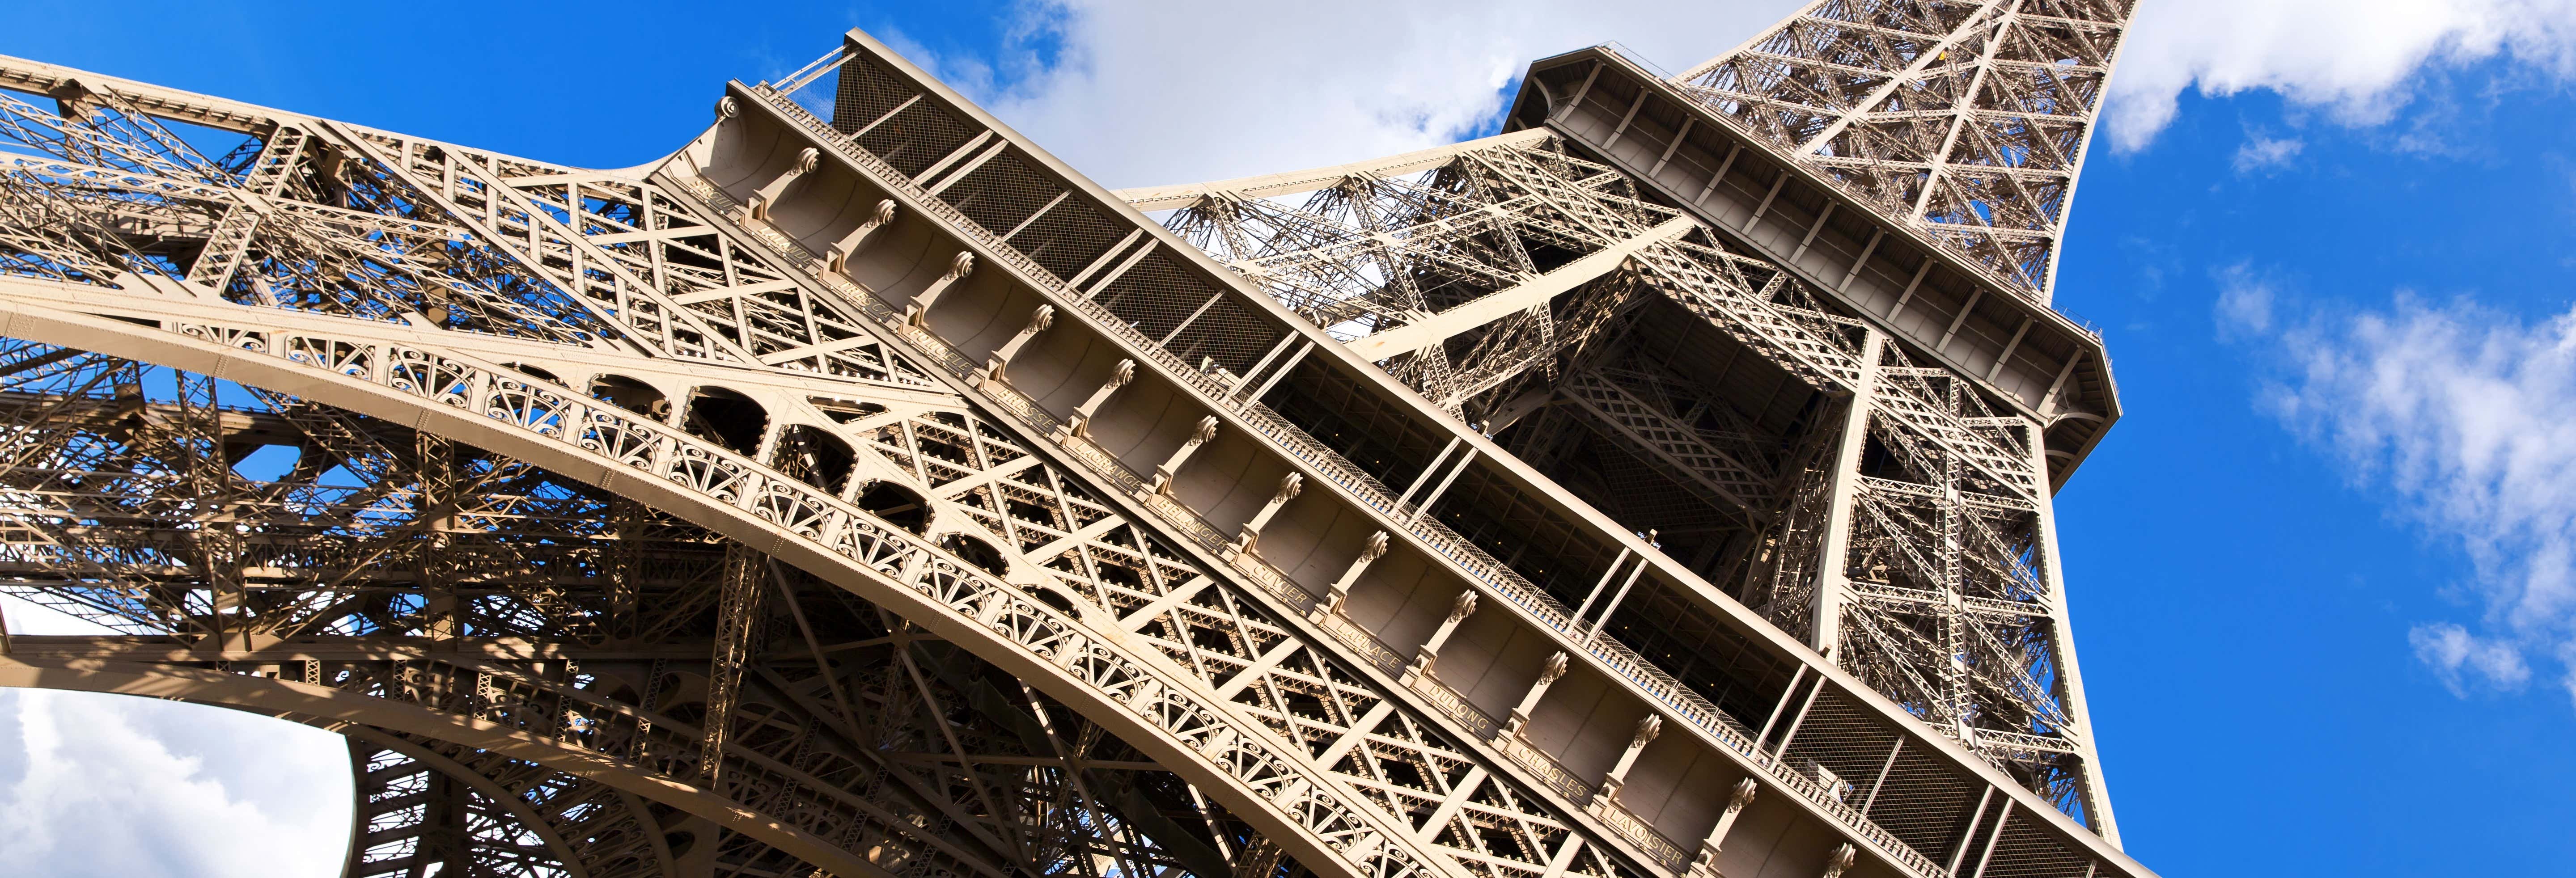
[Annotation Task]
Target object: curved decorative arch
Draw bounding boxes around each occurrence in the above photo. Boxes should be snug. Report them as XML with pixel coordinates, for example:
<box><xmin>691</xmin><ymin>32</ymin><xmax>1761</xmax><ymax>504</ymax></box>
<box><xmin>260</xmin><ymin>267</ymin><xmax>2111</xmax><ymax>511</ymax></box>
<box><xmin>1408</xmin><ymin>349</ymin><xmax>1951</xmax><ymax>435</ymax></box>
<box><xmin>0</xmin><ymin>300</ymin><xmax>1457</xmax><ymax>878</ymax></box>
<box><xmin>0</xmin><ymin>31</ymin><xmax>2159</xmax><ymax>877</ymax></box>
<box><xmin>588</xmin><ymin>373</ymin><xmax>676</xmax><ymax>423</ymax></box>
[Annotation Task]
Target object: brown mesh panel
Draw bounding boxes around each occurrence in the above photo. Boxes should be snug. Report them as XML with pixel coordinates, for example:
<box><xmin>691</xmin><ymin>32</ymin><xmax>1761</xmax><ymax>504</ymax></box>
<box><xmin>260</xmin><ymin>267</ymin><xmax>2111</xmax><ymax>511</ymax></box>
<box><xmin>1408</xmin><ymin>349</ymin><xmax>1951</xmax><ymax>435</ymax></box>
<box><xmin>853</xmin><ymin>95</ymin><xmax>978</xmax><ymax>179</ymax></box>
<box><xmin>1777</xmin><ymin>690</ymin><xmax>1907</xmax><ymax>808</ymax></box>
<box><xmin>940</xmin><ymin>150</ymin><xmax>1056</xmax><ymax>240</ymax></box>
<box><xmin>1863</xmin><ymin>739</ymin><xmax>1987</xmax><ymax>865</ymax></box>
<box><xmin>1164</xmin><ymin>295</ymin><xmax>1282</xmax><ymax>376</ymax></box>
<box><xmin>829</xmin><ymin>55</ymin><xmax>911</xmax><ymax>136</ymax></box>
<box><xmin>1093</xmin><ymin>251</ymin><xmax>1213</xmax><ymax>345</ymax></box>
<box><xmin>1977</xmin><ymin>811</ymin><xmax>2093</xmax><ymax>878</ymax></box>
<box><xmin>1010</xmin><ymin>195</ymin><xmax>1127</xmax><ymax>282</ymax></box>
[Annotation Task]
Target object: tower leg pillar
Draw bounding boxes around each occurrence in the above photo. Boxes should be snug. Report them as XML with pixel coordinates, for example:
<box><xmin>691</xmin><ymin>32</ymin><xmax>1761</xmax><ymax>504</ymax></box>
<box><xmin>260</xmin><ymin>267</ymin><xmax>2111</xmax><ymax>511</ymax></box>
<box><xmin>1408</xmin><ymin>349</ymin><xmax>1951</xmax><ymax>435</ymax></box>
<box><xmin>1809</xmin><ymin>332</ymin><xmax>1885</xmax><ymax>657</ymax></box>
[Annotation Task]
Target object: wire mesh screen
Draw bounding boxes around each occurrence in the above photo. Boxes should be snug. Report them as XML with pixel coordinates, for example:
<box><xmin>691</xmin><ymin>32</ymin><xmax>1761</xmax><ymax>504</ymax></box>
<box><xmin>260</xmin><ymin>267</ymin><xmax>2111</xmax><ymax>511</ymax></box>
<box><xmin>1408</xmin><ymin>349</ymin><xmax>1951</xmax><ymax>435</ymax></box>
<box><xmin>1263</xmin><ymin>363</ymin><xmax>1445</xmax><ymax>492</ymax></box>
<box><xmin>1778</xmin><ymin>688</ymin><xmax>1906</xmax><ymax>809</ymax></box>
<box><xmin>1862</xmin><ymin>730</ymin><xmax>1989</xmax><ymax>865</ymax></box>
<box><xmin>939</xmin><ymin>149</ymin><xmax>1056</xmax><ymax>240</ymax></box>
<box><xmin>1093</xmin><ymin>250</ymin><xmax>1216</xmax><ymax>347</ymax></box>
<box><xmin>1977</xmin><ymin>810</ymin><xmax>2096</xmax><ymax>878</ymax></box>
<box><xmin>1007</xmin><ymin>191</ymin><xmax>1127</xmax><ymax>282</ymax></box>
<box><xmin>1164</xmin><ymin>295</ymin><xmax>1282</xmax><ymax>376</ymax></box>
<box><xmin>831</xmin><ymin>59</ymin><xmax>978</xmax><ymax>178</ymax></box>
<box><xmin>829</xmin><ymin>54</ymin><xmax>908</xmax><ymax>136</ymax></box>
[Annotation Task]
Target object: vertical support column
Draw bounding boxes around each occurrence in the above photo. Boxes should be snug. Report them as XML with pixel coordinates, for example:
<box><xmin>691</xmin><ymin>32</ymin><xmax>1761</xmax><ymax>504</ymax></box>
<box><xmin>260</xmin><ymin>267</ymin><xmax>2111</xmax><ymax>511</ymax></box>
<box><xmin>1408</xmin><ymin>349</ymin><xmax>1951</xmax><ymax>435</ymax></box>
<box><xmin>175</xmin><ymin>370</ymin><xmax>250</xmax><ymax>650</ymax></box>
<box><xmin>1404</xmin><ymin>448</ymin><xmax>1479</xmax><ymax>523</ymax></box>
<box><xmin>1944</xmin><ymin>787</ymin><xmax>1997</xmax><ymax>876</ymax></box>
<box><xmin>1148</xmin><ymin>416</ymin><xmax>1219</xmax><ymax>496</ymax></box>
<box><xmin>1570</xmin><ymin>547</ymin><xmax>1633</xmax><ymax>624</ymax></box>
<box><xmin>1810</xmin><ymin>331</ymin><xmax>1886</xmax><ymax>657</ymax></box>
<box><xmin>415</xmin><ymin>431</ymin><xmax>459</xmax><ymax>649</ymax></box>
<box><xmin>1690</xmin><ymin>778</ymin><xmax>1758</xmax><ymax>877</ymax></box>
<box><xmin>1233</xmin><ymin>473</ymin><xmax>1303</xmax><ymax>555</ymax></box>
<box><xmin>607</xmin><ymin>495</ymin><xmax>644</xmax><ymax>640</ymax></box>
<box><xmin>188</xmin><ymin>123</ymin><xmax>308</xmax><ymax>291</ymax></box>
<box><xmin>1583</xmin><ymin>540</ymin><xmax>1653</xmax><ymax>646</ymax></box>
<box><xmin>2024</xmin><ymin>418</ymin><xmax>2121</xmax><ymax>843</ymax></box>
<box><xmin>425</xmin><ymin>760</ymin><xmax>474</xmax><ymax>878</ymax></box>
<box><xmin>1393</xmin><ymin>436</ymin><xmax>1464</xmax><ymax>510</ymax></box>
<box><xmin>983</xmin><ymin>304</ymin><xmax>1054</xmax><ymax>382</ymax></box>
<box><xmin>1403</xmin><ymin>590</ymin><xmax>1478</xmax><ymax>682</ymax></box>
<box><xmin>1500</xmin><ymin>651</ymin><xmax>1569</xmax><ymax>737</ymax></box>
<box><xmin>1062</xmin><ymin>359</ymin><xmax>1135</xmax><ymax>439</ymax></box>
<box><xmin>748</xmin><ymin>147</ymin><xmax>820</xmax><ymax>221</ymax></box>
<box><xmin>701</xmin><ymin>542</ymin><xmax>769</xmax><ymax>787</ymax></box>
<box><xmin>1597</xmin><ymin>714</ymin><xmax>1661</xmax><ymax>802</ymax></box>
<box><xmin>1317</xmin><ymin>530</ymin><xmax>1389</xmax><ymax>618</ymax></box>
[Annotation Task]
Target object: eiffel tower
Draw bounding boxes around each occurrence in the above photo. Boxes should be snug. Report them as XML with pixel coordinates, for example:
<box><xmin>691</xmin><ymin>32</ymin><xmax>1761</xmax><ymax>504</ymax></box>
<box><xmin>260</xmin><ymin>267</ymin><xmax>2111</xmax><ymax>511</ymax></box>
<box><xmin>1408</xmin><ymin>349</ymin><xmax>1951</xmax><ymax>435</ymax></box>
<box><xmin>0</xmin><ymin>2</ymin><xmax>2148</xmax><ymax>877</ymax></box>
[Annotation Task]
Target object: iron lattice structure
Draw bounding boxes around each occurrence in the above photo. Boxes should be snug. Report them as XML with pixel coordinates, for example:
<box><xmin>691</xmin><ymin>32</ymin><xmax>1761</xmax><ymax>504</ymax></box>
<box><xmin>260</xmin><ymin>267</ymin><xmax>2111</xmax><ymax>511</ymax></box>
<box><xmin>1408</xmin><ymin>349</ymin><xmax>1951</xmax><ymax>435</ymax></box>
<box><xmin>1671</xmin><ymin>0</ymin><xmax>2132</xmax><ymax>301</ymax></box>
<box><xmin>0</xmin><ymin>3</ymin><xmax>2150</xmax><ymax>878</ymax></box>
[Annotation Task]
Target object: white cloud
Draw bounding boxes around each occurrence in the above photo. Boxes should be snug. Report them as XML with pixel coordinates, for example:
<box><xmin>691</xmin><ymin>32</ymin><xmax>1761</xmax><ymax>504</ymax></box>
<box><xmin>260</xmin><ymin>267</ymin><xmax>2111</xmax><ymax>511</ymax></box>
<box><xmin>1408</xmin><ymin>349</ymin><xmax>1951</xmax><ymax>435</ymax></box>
<box><xmin>16</xmin><ymin>0</ymin><xmax>2576</xmax><ymax>865</ymax></box>
<box><xmin>876</xmin><ymin>0</ymin><xmax>2576</xmax><ymax>185</ymax></box>
<box><xmin>2412</xmin><ymin>622</ymin><xmax>2534</xmax><ymax>692</ymax></box>
<box><xmin>901</xmin><ymin>0</ymin><xmax>1807</xmax><ymax>187</ymax></box>
<box><xmin>2110</xmin><ymin>0</ymin><xmax>2576</xmax><ymax>150</ymax></box>
<box><xmin>2231</xmin><ymin>132</ymin><xmax>2304</xmax><ymax>173</ymax></box>
<box><xmin>2251</xmin><ymin>295</ymin><xmax>2576</xmax><ymax>702</ymax></box>
<box><xmin>0</xmin><ymin>595</ymin><xmax>352</xmax><ymax>876</ymax></box>
<box><xmin>0</xmin><ymin>690</ymin><xmax>353</xmax><ymax>877</ymax></box>
<box><xmin>2213</xmin><ymin>261</ymin><xmax>2276</xmax><ymax>334</ymax></box>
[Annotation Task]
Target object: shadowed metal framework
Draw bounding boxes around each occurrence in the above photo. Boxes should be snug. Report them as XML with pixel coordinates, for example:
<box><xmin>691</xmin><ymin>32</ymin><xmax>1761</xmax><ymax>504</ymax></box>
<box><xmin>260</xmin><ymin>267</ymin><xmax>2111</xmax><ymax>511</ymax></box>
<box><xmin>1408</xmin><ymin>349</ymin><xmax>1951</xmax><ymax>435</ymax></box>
<box><xmin>0</xmin><ymin>3</ymin><xmax>2151</xmax><ymax>878</ymax></box>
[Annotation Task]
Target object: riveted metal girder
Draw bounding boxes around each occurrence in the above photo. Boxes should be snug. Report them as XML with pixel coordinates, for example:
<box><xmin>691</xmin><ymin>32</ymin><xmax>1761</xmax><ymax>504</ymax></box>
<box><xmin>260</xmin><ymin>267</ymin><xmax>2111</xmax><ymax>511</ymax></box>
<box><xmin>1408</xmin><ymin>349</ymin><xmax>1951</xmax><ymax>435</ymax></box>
<box><xmin>0</xmin><ymin>11</ymin><xmax>2153</xmax><ymax>878</ymax></box>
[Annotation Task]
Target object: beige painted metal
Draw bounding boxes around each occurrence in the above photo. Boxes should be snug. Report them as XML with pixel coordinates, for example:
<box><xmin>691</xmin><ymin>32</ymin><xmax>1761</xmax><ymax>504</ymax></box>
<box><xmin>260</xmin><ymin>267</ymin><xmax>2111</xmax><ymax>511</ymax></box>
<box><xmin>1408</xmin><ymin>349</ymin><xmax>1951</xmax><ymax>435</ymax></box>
<box><xmin>1671</xmin><ymin>0</ymin><xmax>2136</xmax><ymax>303</ymax></box>
<box><xmin>1343</xmin><ymin>217</ymin><xmax>1693</xmax><ymax>361</ymax></box>
<box><xmin>0</xmin><ymin>5</ymin><xmax>2155</xmax><ymax>877</ymax></box>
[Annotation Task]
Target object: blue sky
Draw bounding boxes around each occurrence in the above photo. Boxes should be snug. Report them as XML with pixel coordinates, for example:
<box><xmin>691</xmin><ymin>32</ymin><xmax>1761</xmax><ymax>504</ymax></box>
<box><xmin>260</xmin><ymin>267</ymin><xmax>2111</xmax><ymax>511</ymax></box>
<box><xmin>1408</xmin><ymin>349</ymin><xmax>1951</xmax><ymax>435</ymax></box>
<box><xmin>8</xmin><ymin>1</ymin><xmax>2576</xmax><ymax>875</ymax></box>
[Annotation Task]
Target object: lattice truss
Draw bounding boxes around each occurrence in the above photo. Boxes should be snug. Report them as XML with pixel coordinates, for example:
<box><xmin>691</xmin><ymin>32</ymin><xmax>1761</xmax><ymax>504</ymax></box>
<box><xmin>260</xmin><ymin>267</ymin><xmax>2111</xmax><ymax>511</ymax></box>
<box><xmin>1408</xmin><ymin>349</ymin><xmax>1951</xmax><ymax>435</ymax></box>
<box><xmin>1747</xmin><ymin>345</ymin><xmax>2085</xmax><ymax>805</ymax></box>
<box><xmin>0</xmin><ymin>78</ymin><xmax>1645</xmax><ymax>878</ymax></box>
<box><xmin>0</xmin><ymin>350</ymin><xmax>1261</xmax><ymax>878</ymax></box>
<box><xmin>1131</xmin><ymin>133</ymin><xmax>2095</xmax><ymax>810</ymax></box>
<box><xmin>1149</xmin><ymin>135</ymin><xmax>1843</xmax><ymax>427</ymax></box>
<box><xmin>1671</xmin><ymin>0</ymin><xmax>2136</xmax><ymax>301</ymax></box>
<box><xmin>344</xmin><ymin>741</ymin><xmax>588</xmax><ymax>878</ymax></box>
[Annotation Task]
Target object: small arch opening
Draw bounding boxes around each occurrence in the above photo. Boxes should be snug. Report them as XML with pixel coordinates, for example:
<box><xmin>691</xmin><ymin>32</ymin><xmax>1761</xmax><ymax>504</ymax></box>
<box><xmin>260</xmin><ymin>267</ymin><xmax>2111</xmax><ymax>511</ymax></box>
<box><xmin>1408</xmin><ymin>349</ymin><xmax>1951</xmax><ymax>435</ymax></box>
<box><xmin>810</xmin><ymin>396</ymin><xmax>889</xmax><ymax>424</ymax></box>
<box><xmin>682</xmin><ymin>386</ymin><xmax>768</xmax><ymax>457</ymax></box>
<box><xmin>940</xmin><ymin>532</ymin><xmax>1009</xmax><ymax>578</ymax></box>
<box><xmin>589</xmin><ymin>374</ymin><xmax>671</xmax><ymax>421</ymax></box>
<box><xmin>856</xmin><ymin>481</ymin><xmax>930</xmax><ymax>534</ymax></box>
<box><xmin>1023</xmin><ymin>585</ymin><xmax>1077</xmax><ymax>615</ymax></box>
<box><xmin>504</xmin><ymin>362</ymin><xmax>564</xmax><ymax>384</ymax></box>
<box><xmin>770</xmin><ymin>424</ymin><xmax>856</xmax><ymax>495</ymax></box>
